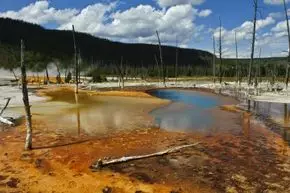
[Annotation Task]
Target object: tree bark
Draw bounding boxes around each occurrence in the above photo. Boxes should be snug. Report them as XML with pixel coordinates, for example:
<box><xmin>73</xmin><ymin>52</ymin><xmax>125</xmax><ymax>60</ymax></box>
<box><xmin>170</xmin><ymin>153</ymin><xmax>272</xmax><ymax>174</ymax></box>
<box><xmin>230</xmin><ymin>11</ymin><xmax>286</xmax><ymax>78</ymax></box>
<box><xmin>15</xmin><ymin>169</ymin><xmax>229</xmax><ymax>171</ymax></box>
<box><xmin>91</xmin><ymin>142</ymin><xmax>200</xmax><ymax>169</ymax></box>
<box><xmin>175</xmin><ymin>36</ymin><xmax>179</xmax><ymax>84</ymax></box>
<box><xmin>0</xmin><ymin>97</ymin><xmax>11</xmax><ymax>116</ymax></box>
<box><xmin>212</xmin><ymin>35</ymin><xmax>216</xmax><ymax>84</ymax></box>
<box><xmin>45</xmin><ymin>65</ymin><xmax>50</xmax><ymax>85</ymax></box>
<box><xmin>156</xmin><ymin>31</ymin><xmax>166</xmax><ymax>87</ymax></box>
<box><xmin>248</xmin><ymin>0</ymin><xmax>258</xmax><ymax>86</ymax></box>
<box><xmin>283</xmin><ymin>0</ymin><xmax>290</xmax><ymax>89</ymax></box>
<box><xmin>219</xmin><ymin>17</ymin><xmax>223</xmax><ymax>84</ymax></box>
<box><xmin>235</xmin><ymin>31</ymin><xmax>239</xmax><ymax>84</ymax></box>
<box><xmin>72</xmin><ymin>25</ymin><xmax>78</xmax><ymax>94</ymax></box>
<box><xmin>154</xmin><ymin>55</ymin><xmax>161</xmax><ymax>85</ymax></box>
<box><xmin>21</xmin><ymin>40</ymin><xmax>33</xmax><ymax>150</ymax></box>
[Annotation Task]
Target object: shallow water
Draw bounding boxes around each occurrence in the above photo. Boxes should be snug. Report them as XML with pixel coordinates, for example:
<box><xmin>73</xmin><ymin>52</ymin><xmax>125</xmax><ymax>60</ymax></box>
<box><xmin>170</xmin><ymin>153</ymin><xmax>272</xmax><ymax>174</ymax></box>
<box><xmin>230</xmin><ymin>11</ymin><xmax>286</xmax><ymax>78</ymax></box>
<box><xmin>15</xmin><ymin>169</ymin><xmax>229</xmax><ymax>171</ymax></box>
<box><xmin>8</xmin><ymin>91</ymin><xmax>162</xmax><ymax>136</ymax></box>
<box><xmin>247</xmin><ymin>100</ymin><xmax>290</xmax><ymax>145</ymax></box>
<box><xmin>148</xmin><ymin>89</ymin><xmax>236</xmax><ymax>133</ymax></box>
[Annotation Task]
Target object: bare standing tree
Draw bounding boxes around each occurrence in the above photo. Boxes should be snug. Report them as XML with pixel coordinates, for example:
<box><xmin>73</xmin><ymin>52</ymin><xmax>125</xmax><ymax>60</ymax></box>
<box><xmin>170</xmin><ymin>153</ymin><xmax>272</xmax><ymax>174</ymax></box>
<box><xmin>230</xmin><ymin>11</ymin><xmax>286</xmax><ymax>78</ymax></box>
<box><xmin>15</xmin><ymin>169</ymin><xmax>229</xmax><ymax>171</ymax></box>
<box><xmin>21</xmin><ymin>40</ymin><xmax>33</xmax><ymax>150</ymax></box>
<box><xmin>283</xmin><ymin>0</ymin><xmax>290</xmax><ymax>89</ymax></box>
<box><xmin>154</xmin><ymin>55</ymin><xmax>161</xmax><ymax>85</ymax></box>
<box><xmin>175</xmin><ymin>36</ymin><xmax>179</xmax><ymax>84</ymax></box>
<box><xmin>116</xmin><ymin>56</ymin><xmax>125</xmax><ymax>89</ymax></box>
<box><xmin>254</xmin><ymin>48</ymin><xmax>262</xmax><ymax>89</ymax></box>
<box><xmin>72</xmin><ymin>25</ymin><xmax>78</xmax><ymax>94</ymax></box>
<box><xmin>156</xmin><ymin>30</ymin><xmax>166</xmax><ymax>87</ymax></box>
<box><xmin>212</xmin><ymin>35</ymin><xmax>216</xmax><ymax>84</ymax></box>
<box><xmin>235</xmin><ymin>31</ymin><xmax>239</xmax><ymax>84</ymax></box>
<box><xmin>218</xmin><ymin>17</ymin><xmax>223</xmax><ymax>84</ymax></box>
<box><xmin>248</xmin><ymin>0</ymin><xmax>258</xmax><ymax>86</ymax></box>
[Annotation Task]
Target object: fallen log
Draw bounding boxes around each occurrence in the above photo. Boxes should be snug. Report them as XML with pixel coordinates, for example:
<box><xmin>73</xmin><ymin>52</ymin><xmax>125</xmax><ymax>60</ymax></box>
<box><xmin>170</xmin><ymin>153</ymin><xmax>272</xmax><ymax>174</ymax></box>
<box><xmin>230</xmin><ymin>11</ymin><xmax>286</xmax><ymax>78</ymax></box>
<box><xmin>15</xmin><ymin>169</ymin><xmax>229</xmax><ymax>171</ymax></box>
<box><xmin>0</xmin><ymin>97</ymin><xmax>11</xmax><ymax>116</ymax></box>
<box><xmin>0</xmin><ymin>97</ymin><xmax>14</xmax><ymax>126</ymax></box>
<box><xmin>90</xmin><ymin>142</ymin><xmax>200</xmax><ymax>170</ymax></box>
<box><xmin>0</xmin><ymin>116</ymin><xmax>14</xmax><ymax>126</ymax></box>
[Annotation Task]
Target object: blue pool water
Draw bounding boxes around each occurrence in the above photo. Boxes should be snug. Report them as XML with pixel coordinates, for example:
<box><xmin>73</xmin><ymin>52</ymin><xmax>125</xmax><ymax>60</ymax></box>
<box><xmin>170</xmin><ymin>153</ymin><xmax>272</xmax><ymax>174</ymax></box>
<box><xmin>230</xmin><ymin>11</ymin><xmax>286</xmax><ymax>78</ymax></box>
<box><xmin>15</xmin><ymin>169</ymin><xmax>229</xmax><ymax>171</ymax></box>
<box><xmin>148</xmin><ymin>89</ymin><xmax>222</xmax><ymax>132</ymax></box>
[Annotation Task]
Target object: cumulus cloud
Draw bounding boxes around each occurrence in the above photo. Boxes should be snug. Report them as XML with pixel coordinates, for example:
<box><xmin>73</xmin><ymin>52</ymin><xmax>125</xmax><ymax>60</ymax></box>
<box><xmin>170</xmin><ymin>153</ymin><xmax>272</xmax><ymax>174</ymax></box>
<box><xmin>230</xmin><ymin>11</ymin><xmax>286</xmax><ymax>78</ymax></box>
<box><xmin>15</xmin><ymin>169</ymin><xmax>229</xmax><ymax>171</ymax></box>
<box><xmin>156</xmin><ymin>0</ymin><xmax>205</xmax><ymax>7</ymax></box>
<box><xmin>264</xmin><ymin>0</ymin><xmax>290</xmax><ymax>5</ymax></box>
<box><xmin>0</xmin><ymin>0</ymin><xmax>206</xmax><ymax>47</ymax></box>
<box><xmin>198</xmin><ymin>9</ymin><xmax>212</xmax><ymax>17</ymax></box>
<box><xmin>213</xmin><ymin>16</ymin><xmax>275</xmax><ymax>45</ymax></box>
<box><xmin>0</xmin><ymin>0</ymin><xmax>78</xmax><ymax>25</ymax></box>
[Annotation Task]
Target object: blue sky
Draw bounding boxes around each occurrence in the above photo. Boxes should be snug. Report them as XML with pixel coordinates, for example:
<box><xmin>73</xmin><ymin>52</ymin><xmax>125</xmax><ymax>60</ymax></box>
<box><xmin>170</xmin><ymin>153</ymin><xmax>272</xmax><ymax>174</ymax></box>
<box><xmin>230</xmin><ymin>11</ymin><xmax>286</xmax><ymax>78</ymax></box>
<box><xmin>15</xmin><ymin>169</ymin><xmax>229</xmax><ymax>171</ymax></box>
<box><xmin>0</xmin><ymin>0</ymin><xmax>289</xmax><ymax>58</ymax></box>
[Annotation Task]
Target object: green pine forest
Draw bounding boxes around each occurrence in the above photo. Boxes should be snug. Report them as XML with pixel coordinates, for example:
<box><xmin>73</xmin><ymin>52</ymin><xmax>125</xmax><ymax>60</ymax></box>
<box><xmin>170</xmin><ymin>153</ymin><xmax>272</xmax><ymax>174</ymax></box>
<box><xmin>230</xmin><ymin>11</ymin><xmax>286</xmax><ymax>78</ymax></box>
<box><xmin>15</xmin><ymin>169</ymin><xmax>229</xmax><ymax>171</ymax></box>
<box><xmin>0</xmin><ymin>17</ymin><xmax>288</xmax><ymax>80</ymax></box>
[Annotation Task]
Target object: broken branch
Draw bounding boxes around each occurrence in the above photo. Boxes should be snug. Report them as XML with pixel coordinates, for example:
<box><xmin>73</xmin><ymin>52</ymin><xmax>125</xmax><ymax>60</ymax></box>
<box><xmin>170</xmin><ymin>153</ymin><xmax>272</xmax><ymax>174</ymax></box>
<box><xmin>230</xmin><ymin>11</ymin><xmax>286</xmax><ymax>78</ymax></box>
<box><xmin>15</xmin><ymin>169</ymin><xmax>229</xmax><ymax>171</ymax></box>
<box><xmin>90</xmin><ymin>142</ymin><xmax>200</xmax><ymax>170</ymax></box>
<box><xmin>0</xmin><ymin>97</ymin><xmax>11</xmax><ymax>116</ymax></box>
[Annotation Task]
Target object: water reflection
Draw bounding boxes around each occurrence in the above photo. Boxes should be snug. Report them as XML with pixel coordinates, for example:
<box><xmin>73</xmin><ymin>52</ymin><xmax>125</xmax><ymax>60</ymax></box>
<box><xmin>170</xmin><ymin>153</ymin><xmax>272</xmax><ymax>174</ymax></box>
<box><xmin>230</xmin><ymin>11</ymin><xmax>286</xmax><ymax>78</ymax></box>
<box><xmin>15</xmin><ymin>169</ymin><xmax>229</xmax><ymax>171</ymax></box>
<box><xmin>149</xmin><ymin>89</ymin><xmax>237</xmax><ymax>133</ymax></box>
<box><xmin>248</xmin><ymin>100</ymin><xmax>290</xmax><ymax>145</ymax></box>
<box><xmin>28</xmin><ymin>94</ymin><xmax>156</xmax><ymax>136</ymax></box>
<box><xmin>242</xmin><ymin>112</ymin><xmax>251</xmax><ymax>138</ymax></box>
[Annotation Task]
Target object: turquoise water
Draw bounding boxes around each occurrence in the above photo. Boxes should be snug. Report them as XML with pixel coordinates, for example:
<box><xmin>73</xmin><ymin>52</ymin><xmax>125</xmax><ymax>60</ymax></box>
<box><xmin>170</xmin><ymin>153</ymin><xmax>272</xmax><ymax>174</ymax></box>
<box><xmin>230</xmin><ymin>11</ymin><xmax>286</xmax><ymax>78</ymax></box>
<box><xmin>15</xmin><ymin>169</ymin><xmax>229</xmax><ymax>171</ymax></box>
<box><xmin>148</xmin><ymin>89</ymin><xmax>222</xmax><ymax>132</ymax></box>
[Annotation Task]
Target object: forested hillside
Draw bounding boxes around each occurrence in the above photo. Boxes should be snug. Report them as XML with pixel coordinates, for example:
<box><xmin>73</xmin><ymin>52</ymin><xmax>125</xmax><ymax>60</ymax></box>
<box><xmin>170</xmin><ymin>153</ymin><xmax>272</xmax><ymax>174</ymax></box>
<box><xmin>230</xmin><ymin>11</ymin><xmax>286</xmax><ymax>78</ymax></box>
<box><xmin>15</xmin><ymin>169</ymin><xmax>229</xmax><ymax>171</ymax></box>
<box><xmin>0</xmin><ymin>18</ymin><xmax>213</xmax><ymax>72</ymax></box>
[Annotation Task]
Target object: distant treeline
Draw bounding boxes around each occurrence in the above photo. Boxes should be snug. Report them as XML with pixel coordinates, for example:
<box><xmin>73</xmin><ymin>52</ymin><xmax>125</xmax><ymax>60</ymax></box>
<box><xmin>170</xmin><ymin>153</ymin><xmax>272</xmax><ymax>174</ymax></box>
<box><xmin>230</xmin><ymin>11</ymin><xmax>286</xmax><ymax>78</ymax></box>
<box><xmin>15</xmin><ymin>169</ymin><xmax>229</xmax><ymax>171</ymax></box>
<box><xmin>0</xmin><ymin>17</ymin><xmax>288</xmax><ymax>79</ymax></box>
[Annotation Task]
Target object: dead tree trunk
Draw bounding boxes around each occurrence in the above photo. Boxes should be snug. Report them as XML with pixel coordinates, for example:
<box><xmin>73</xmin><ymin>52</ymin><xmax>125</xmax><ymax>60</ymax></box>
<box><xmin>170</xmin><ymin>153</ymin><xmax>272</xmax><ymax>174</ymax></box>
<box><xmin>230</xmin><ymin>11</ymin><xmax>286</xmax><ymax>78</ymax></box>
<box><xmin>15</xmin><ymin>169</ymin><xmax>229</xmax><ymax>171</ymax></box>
<box><xmin>0</xmin><ymin>97</ymin><xmax>11</xmax><ymax>116</ymax></box>
<box><xmin>254</xmin><ymin>48</ymin><xmax>262</xmax><ymax>89</ymax></box>
<box><xmin>10</xmin><ymin>69</ymin><xmax>18</xmax><ymax>81</ymax></box>
<box><xmin>116</xmin><ymin>57</ymin><xmax>125</xmax><ymax>89</ymax></box>
<box><xmin>156</xmin><ymin>31</ymin><xmax>166</xmax><ymax>87</ymax></box>
<box><xmin>154</xmin><ymin>55</ymin><xmax>161</xmax><ymax>85</ymax></box>
<box><xmin>212</xmin><ymin>35</ymin><xmax>216</xmax><ymax>84</ymax></box>
<box><xmin>175</xmin><ymin>37</ymin><xmax>179</xmax><ymax>84</ymax></box>
<box><xmin>91</xmin><ymin>142</ymin><xmax>200</xmax><ymax>169</ymax></box>
<box><xmin>248</xmin><ymin>0</ymin><xmax>258</xmax><ymax>86</ymax></box>
<box><xmin>72</xmin><ymin>25</ymin><xmax>78</xmax><ymax>94</ymax></box>
<box><xmin>45</xmin><ymin>65</ymin><xmax>50</xmax><ymax>85</ymax></box>
<box><xmin>218</xmin><ymin>17</ymin><xmax>223</xmax><ymax>84</ymax></box>
<box><xmin>55</xmin><ymin>62</ymin><xmax>62</xmax><ymax>84</ymax></box>
<box><xmin>21</xmin><ymin>40</ymin><xmax>33</xmax><ymax>150</ymax></box>
<box><xmin>283</xmin><ymin>0</ymin><xmax>290</xmax><ymax>89</ymax></box>
<box><xmin>78</xmin><ymin>49</ymin><xmax>81</xmax><ymax>85</ymax></box>
<box><xmin>235</xmin><ymin>31</ymin><xmax>239</xmax><ymax>84</ymax></box>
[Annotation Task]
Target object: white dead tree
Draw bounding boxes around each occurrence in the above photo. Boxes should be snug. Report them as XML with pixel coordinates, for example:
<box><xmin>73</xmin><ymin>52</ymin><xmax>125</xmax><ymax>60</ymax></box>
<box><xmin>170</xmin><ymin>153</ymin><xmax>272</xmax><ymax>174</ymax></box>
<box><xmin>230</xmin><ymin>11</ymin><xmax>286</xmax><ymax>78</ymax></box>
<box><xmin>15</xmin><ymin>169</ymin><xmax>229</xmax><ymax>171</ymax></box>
<box><xmin>72</xmin><ymin>25</ymin><xmax>78</xmax><ymax>94</ymax></box>
<box><xmin>212</xmin><ymin>35</ymin><xmax>216</xmax><ymax>84</ymax></box>
<box><xmin>91</xmin><ymin>142</ymin><xmax>200</xmax><ymax>169</ymax></box>
<box><xmin>156</xmin><ymin>30</ymin><xmax>166</xmax><ymax>87</ymax></box>
<box><xmin>235</xmin><ymin>31</ymin><xmax>239</xmax><ymax>84</ymax></box>
<box><xmin>154</xmin><ymin>55</ymin><xmax>161</xmax><ymax>86</ymax></box>
<box><xmin>21</xmin><ymin>40</ymin><xmax>33</xmax><ymax>150</ymax></box>
<box><xmin>248</xmin><ymin>0</ymin><xmax>258</xmax><ymax>86</ymax></box>
<box><xmin>283</xmin><ymin>0</ymin><xmax>290</xmax><ymax>89</ymax></box>
<box><xmin>0</xmin><ymin>97</ymin><xmax>14</xmax><ymax>126</ymax></box>
<box><xmin>175</xmin><ymin>36</ymin><xmax>179</xmax><ymax>84</ymax></box>
<box><xmin>218</xmin><ymin>17</ymin><xmax>223</xmax><ymax>84</ymax></box>
<box><xmin>116</xmin><ymin>56</ymin><xmax>125</xmax><ymax>89</ymax></box>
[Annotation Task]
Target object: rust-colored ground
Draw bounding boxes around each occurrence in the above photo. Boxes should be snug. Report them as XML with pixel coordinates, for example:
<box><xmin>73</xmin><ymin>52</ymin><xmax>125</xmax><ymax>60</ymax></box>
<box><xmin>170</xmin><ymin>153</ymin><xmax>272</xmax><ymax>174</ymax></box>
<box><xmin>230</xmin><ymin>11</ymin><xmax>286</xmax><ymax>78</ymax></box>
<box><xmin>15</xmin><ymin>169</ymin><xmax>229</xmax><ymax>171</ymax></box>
<box><xmin>0</xmin><ymin>86</ymin><xmax>289</xmax><ymax>193</ymax></box>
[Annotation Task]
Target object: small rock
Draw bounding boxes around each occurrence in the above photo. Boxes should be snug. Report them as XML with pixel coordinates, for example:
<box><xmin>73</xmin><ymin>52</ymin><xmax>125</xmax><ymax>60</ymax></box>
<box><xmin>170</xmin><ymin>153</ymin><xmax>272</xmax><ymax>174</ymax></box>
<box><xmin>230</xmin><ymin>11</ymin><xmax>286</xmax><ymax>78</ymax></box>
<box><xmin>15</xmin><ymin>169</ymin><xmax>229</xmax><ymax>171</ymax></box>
<box><xmin>34</xmin><ymin>159</ymin><xmax>43</xmax><ymax>168</ymax></box>
<box><xmin>0</xmin><ymin>175</ymin><xmax>8</xmax><ymax>181</ymax></box>
<box><xmin>102</xmin><ymin>186</ymin><xmax>112</xmax><ymax>193</ymax></box>
<box><xmin>226</xmin><ymin>186</ymin><xmax>238</xmax><ymax>193</ymax></box>
<box><xmin>135</xmin><ymin>191</ymin><xmax>144</xmax><ymax>193</ymax></box>
<box><xmin>6</xmin><ymin>178</ymin><xmax>20</xmax><ymax>188</ymax></box>
<box><xmin>231</xmin><ymin>174</ymin><xmax>247</xmax><ymax>183</ymax></box>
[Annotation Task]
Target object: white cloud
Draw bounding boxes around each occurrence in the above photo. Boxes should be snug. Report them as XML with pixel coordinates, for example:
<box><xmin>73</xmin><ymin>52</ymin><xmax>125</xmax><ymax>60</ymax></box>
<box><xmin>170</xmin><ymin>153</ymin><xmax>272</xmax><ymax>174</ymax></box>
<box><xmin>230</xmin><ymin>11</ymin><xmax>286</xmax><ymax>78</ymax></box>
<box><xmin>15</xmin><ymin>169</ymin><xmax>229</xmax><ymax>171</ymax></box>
<box><xmin>156</xmin><ymin>0</ymin><xmax>205</xmax><ymax>7</ymax></box>
<box><xmin>0</xmin><ymin>0</ymin><xmax>206</xmax><ymax>47</ymax></box>
<box><xmin>198</xmin><ymin>9</ymin><xmax>212</xmax><ymax>17</ymax></box>
<box><xmin>264</xmin><ymin>0</ymin><xmax>290</xmax><ymax>5</ymax></box>
<box><xmin>213</xmin><ymin>16</ymin><xmax>275</xmax><ymax>45</ymax></box>
<box><xmin>0</xmin><ymin>0</ymin><xmax>78</xmax><ymax>25</ymax></box>
<box><xmin>58</xmin><ymin>3</ymin><xmax>116</xmax><ymax>34</ymax></box>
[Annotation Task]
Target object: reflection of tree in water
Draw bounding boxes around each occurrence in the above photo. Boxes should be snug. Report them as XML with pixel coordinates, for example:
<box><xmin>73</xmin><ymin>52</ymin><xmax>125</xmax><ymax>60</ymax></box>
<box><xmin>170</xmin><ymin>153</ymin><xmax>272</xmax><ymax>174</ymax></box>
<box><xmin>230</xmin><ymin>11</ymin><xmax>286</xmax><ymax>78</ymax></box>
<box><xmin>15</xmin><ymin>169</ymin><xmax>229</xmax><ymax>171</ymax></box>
<box><xmin>242</xmin><ymin>112</ymin><xmax>250</xmax><ymax>138</ymax></box>
<box><xmin>75</xmin><ymin>93</ymin><xmax>81</xmax><ymax>136</ymax></box>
